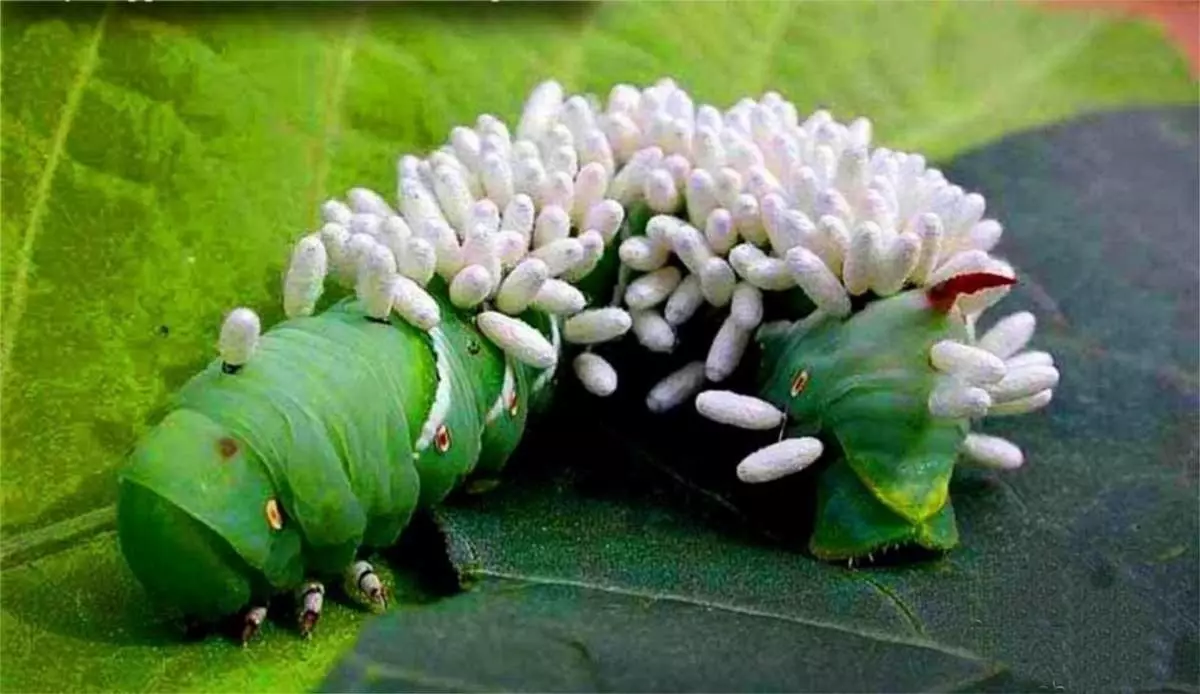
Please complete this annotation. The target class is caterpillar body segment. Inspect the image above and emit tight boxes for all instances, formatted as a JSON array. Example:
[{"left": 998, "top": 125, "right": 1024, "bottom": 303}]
[
  {"left": 118, "top": 296, "right": 558, "bottom": 624},
  {"left": 116, "top": 77, "right": 1062, "bottom": 634}
]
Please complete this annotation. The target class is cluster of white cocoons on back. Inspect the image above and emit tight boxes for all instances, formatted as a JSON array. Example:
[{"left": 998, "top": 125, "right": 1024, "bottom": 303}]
[{"left": 257, "top": 77, "right": 1058, "bottom": 485}]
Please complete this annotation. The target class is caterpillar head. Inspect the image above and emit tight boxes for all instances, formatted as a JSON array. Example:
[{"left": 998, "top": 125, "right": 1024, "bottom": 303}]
[{"left": 118, "top": 409, "right": 298, "bottom": 622}]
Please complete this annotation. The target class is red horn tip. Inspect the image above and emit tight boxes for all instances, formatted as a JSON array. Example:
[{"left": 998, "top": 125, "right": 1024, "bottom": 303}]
[{"left": 927, "top": 272, "right": 1016, "bottom": 313}]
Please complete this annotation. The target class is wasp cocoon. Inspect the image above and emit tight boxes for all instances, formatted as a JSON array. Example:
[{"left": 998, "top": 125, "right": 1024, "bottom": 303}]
[
  {"left": 646, "top": 361, "right": 707, "bottom": 413},
  {"left": 978, "top": 311, "right": 1036, "bottom": 359},
  {"left": 987, "top": 389, "right": 1054, "bottom": 416},
  {"left": 583, "top": 199, "right": 625, "bottom": 243},
  {"left": 632, "top": 310, "right": 676, "bottom": 353},
  {"left": 563, "top": 308, "right": 633, "bottom": 345},
  {"left": 619, "top": 236, "right": 671, "bottom": 272},
  {"left": 322, "top": 199, "right": 353, "bottom": 226},
  {"left": 704, "top": 208, "right": 737, "bottom": 256},
  {"left": 705, "top": 316, "right": 750, "bottom": 382},
  {"left": 700, "top": 258, "right": 737, "bottom": 308},
  {"left": 843, "top": 221, "right": 880, "bottom": 296},
  {"left": 574, "top": 353, "right": 618, "bottom": 397},
  {"left": 961, "top": 433, "right": 1024, "bottom": 470},
  {"left": 397, "top": 237, "right": 437, "bottom": 286},
  {"left": 625, "top": 267, "right": 682, "bottom": 310},
  {"left": 742, "top": 257, "right": 794, "bottom": 291},
  {"left": 1005, "top": 350, "right": 1055, "bottom": 369},
  {"left": 530, "top": 238, "right": 585, "bottom": 277},
  {"left": 668, "top": 222, "right": 714, "bottom": 275},
  {"left": 572, "top": 163, "right": 609, "bottom": 226},
  {"left": 533, "top": 205, "right": 571, "bottom": 248},
  {"left": 348, "top": 187, "right": 393, "bottom": 216},
  {"left": 930, "top": 340, "right": 1006, "bottom": 385},
  {"left": 449, "top": 265, "right": 494, "bottom": 309},
  {"left": 543, "top": 169, "right": 576, "bottom": 209},
  {"left": 645, "top": 168, "right": 680, "bottom": 213},
  {"left": 357, "top": 245, "right": 398, "bottom": 320},
  {"left": 477, "top": 311, "right": 557, "bottom": 369},
  {"left": 533, "top": 279, "right": 587, "bottom": 316},
  {"left": 730, "top": 282, "right": 764, "bottom": 329},
  {"left": 218, "top": 307, "right": 260, "bottom": 368},
  {"left": 517, "top": 79, "right": 563, "bottom": 142},
  {"left": 431, "top": 165, "right": 474, "bottom": 233},
  {"left": 283, "top": 234, "right": 328, "bottom": 318},
  {"left": 736, "top": 438, "right": 824, "bottom": 483},
  {"left": 686, "top": 169, "right": 720, "bottom": 228},
  {"left": 872, "top": 232, "right": 920, "bottom": 296},
  {"left": 664, "top": 274, "right": 704, "bottom": 326},
  {"left": 784, "top": 247, "right": 852, "bottom": 318},
  {"left": 928, "top": 380, "right": 992, "bottom": 418},
  {"left": 562, "top": 230, "right": 606, "bottom": 282},
  {"left": 500, "top": 194, "right": 536, "bottom": 241},
  {"left": 695, "top": 390, "right": 784, "bottom": 430},
  {"left": 927, "top": 249, "right": 993, "bottom": 286},
  {"left": 496, "top": 258, "right": 550, "bottom": 315},
  {"left": 496, "top": 230, "right": 530, "bottom": 270},
  {"left": 986, "top": 364, "right": 1060, "bottom": 403},
  {"left": 391, "top": 275, "right": 440, "bottom": 331}
]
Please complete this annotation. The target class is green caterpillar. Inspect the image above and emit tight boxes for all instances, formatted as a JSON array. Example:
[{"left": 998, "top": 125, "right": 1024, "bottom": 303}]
[{"left": 117, "top": 78, "right": 1060, "bottom": 641}]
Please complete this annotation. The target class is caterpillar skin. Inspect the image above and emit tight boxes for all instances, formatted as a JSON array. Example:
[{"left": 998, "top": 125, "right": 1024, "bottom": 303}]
[{"left": 116, "top": 77, "right": 1060, "bottom": 637}]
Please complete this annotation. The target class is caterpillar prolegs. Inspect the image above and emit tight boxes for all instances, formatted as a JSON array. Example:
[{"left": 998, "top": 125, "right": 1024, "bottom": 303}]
[{"left": 117, "top": 78, "right": 1060, "bottom": 641}]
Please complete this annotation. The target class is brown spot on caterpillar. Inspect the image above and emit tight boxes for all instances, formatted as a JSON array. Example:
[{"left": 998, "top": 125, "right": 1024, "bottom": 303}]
[
  {"left": 506, "top": 391, "right": 519, "bottom": 417},
  {"left": 265, "top": 499, "right": 284, "bottom": 531},
  {"left": 434, "top": 424, "right": 452, "bottom": 453},
  {"left": 217, "top": 437, "right": 239, "bottom": 460},
  {"left": 927, "top": 272, "right": 1016, "bottom": 314},
  {"left": 790, "top": 370, "right": 810, "bottom": 397}
]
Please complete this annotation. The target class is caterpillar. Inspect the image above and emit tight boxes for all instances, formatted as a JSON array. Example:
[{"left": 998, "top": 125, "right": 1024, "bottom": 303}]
[{"left": 117, "top": 78, "right": 1060, "bottom": 643}]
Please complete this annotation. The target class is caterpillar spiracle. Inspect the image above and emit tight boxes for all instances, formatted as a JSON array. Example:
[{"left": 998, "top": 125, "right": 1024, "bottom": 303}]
[{"left": 117, "top": 78, "right": 1060, "bottom": 642}]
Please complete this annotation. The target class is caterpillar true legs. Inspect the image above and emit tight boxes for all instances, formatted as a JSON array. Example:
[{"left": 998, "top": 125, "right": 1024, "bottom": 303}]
[{"left": 117, "top": 77, "right": 1060, "bottom": 640}]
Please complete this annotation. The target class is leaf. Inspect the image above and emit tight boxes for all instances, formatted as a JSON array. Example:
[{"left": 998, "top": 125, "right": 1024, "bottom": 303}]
[
  {"left": 0, "top": 1, "right": 1194, "bottom": 691},
  {"left": 324, "top": 106, "right": 1199, "bottom": 692}
]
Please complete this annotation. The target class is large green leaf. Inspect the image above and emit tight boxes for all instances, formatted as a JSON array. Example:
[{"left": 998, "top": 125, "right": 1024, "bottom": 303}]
[
  {"left": 324, "top": 107, "right": 1199, "bottom": 691},
  {"left": 1, "top": 1, "right": 1195, "bottom": 691}
]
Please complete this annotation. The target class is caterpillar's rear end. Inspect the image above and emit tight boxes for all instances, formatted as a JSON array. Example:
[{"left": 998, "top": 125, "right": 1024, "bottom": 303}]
[{"left": 117, "top": 77, "right": 1060, "bottom": 641}]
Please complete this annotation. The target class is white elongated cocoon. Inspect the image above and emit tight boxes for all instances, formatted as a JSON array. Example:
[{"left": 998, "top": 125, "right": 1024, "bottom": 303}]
[
  {"left": 686, "top": 169, "right": 720, "bottom": 228},
  {"left": 574, "top": 352, "right": 618, "bottom": 397},
  {"left": 987, "top": 389, "right": 1053, "bottom": 416},
  {"left": 451, "top": 126, "right": 482, "bottom": 174},
  {"left": 705, "top": 316, "right": 750, "bottom": 382},
  {"left": 987, "top": 365, "right": 1060, "bottom": 402},
  {"left": 930, "top": 340, "right": 1006, "bottom": 385},
  {"left": 705, "top": 208, "right": 738, "bottom": 255},
  {"left": 700, "top": 258, "right": 737, "bottom": 307},
  {"left": 533, "top": 279, "right": 587, "bottom": 315},
  {"left": 376, "top": 215, "right": 412, "bottom": 259},
  {"left": 432, "top": 165, "right": 474, "bottom": 233},
  {"left": 736, "top": 437, "right": 824, "bottom": 483},
  {"left": 348, "top": 187, "right": 393, "bottom": 216},
  {"left": 978, "top": 311, "right": 1036, "bottom": 359},
  {"left": 624, "top": 266, "right": 682, "bottom": 310},
  {"left": 283, "top": 234, "right": 328, "bottom": 318},
  {"left": 744, "top": 257, "right": 795, "bottom": 291},
  {"left": 728, "top": 242, "right": 767, "bottom": 278},
  {"left": 357, "top": 245, "right": 397, "bottom": 319},
  {"left": 572, "top": 163, "right": 609, "bottom": 226},
  {"left": 646, "top": 361, "right": 707, "bottom": 413},
  {"left": 347, "top": 232, "right": 379, "bottom": 275},
  {"left": 530, "top": 238, "right": 585, "bottom": 276},
  {"left": 449, "top": 265, "right": 494, "bottom": 309},
  {"left": 731, "top": 194, "right": 766, "bottom": 246},
  {"left": 584, "top": 199, "right": 625, "bottom": 243},
  {"left": 632, "top": 310, "right": 676, "bottom": 353},
  {"left": 603, "top": 112, "right": 642, "bottom": 164},
  {"left": 563, "top": 308, "right": 633, "bottom": 345},
  {"left": 534, "top": 205, "right": 571, "bottom": 248},
  {"left": 543, "top": 169, "right": 575, "bottom": 209},
  {"left": 785, "top": 247, "right": 852, "bottom": 318},
  {"left": 872, "top": 232, "right": 921, "bottom": 296},
  {"left": 928, "top": 380, "right": 992, "bottom": 418},
  {"left": 481, "top": 153, "right": 514, "bottom": 209},
  {"left": 926, "top": 249, "right": 993, "bottom": 286},
  {"left": 645, "top": 168, "right": 680, "bottom": 213},
  {"left": 513, "top": 157, "right": 547, "bottom": 204},
  {"left": 562, "top": 230, "right": 605, "bottom": 282},
  {"left": 496, "top": 230, "right": 529, "bottom": 269},
  {"left": 496, "top": 257, "right": 550, "bottom": 315},
  {"left": 610, "top": 146, "right": 663, "bottom": 204},
  {"left": 219, "top": 307, "right": 260, "bottom": 366},
  {"left": 469, "top": 199, "right": 500, "bottom": 235},
  {"left": 579, "top": 129, "right": 615, "bottom": 178},
  {"left": 397, "top": 237, "right": 437, "bottom": 286},
  {"left": 517, "top": 80, "right": 563, "bottom": 142},
  {"left": 814, "top": 214, "right": 850, "bottom": 275},
  {"left": 843, "top": 221, "right": 880, "bottom": 296},
  {"left": 477, "top": 311, "right": 557, "bottom": 369},
  {"left": 669, "top": 222, "right": 714, "bottom": 275},
  {"left": 1005, "top": 350, "right": 1055, "bottom": 369},
  {"left": 349, "top": 212, "right": 382, "bottom": 238},
  {"left": 392, "top": 275, "right": 440, "bottom": 331},
  {"left": 730, "top": 282, "right": 763, "bottom": 329},
  {"left": 398, "top": 177, "right": 447, "bottom": 234},
  {"left": 322, "top": 199, "right": 353, "bottom": 226},
  {"left": 695, "top": 390, "right": 784, "bottom": 430},
  {"left": 664, "top": 274, "right": 704, "bottom": 326},
  {"left": 319, "top": 222, "right": 352, "bottom": 283},
  {"left": 422, "top": 220, "right": 465, "bottom": 281},
  {"left": 909, "top": 213, "right": 944, "bottom": 285},
  {"left": 500, "top": 194, "right": 536, "bottom": 240},
  {"left": 961, "top": 433, "right": 1024, "bottom": 470},
  {"left": 619, "top": 236, "right": 670, "bottom": 272},
  {"left": 460, "top": 226, "right": 501, "bottom": 285}
]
